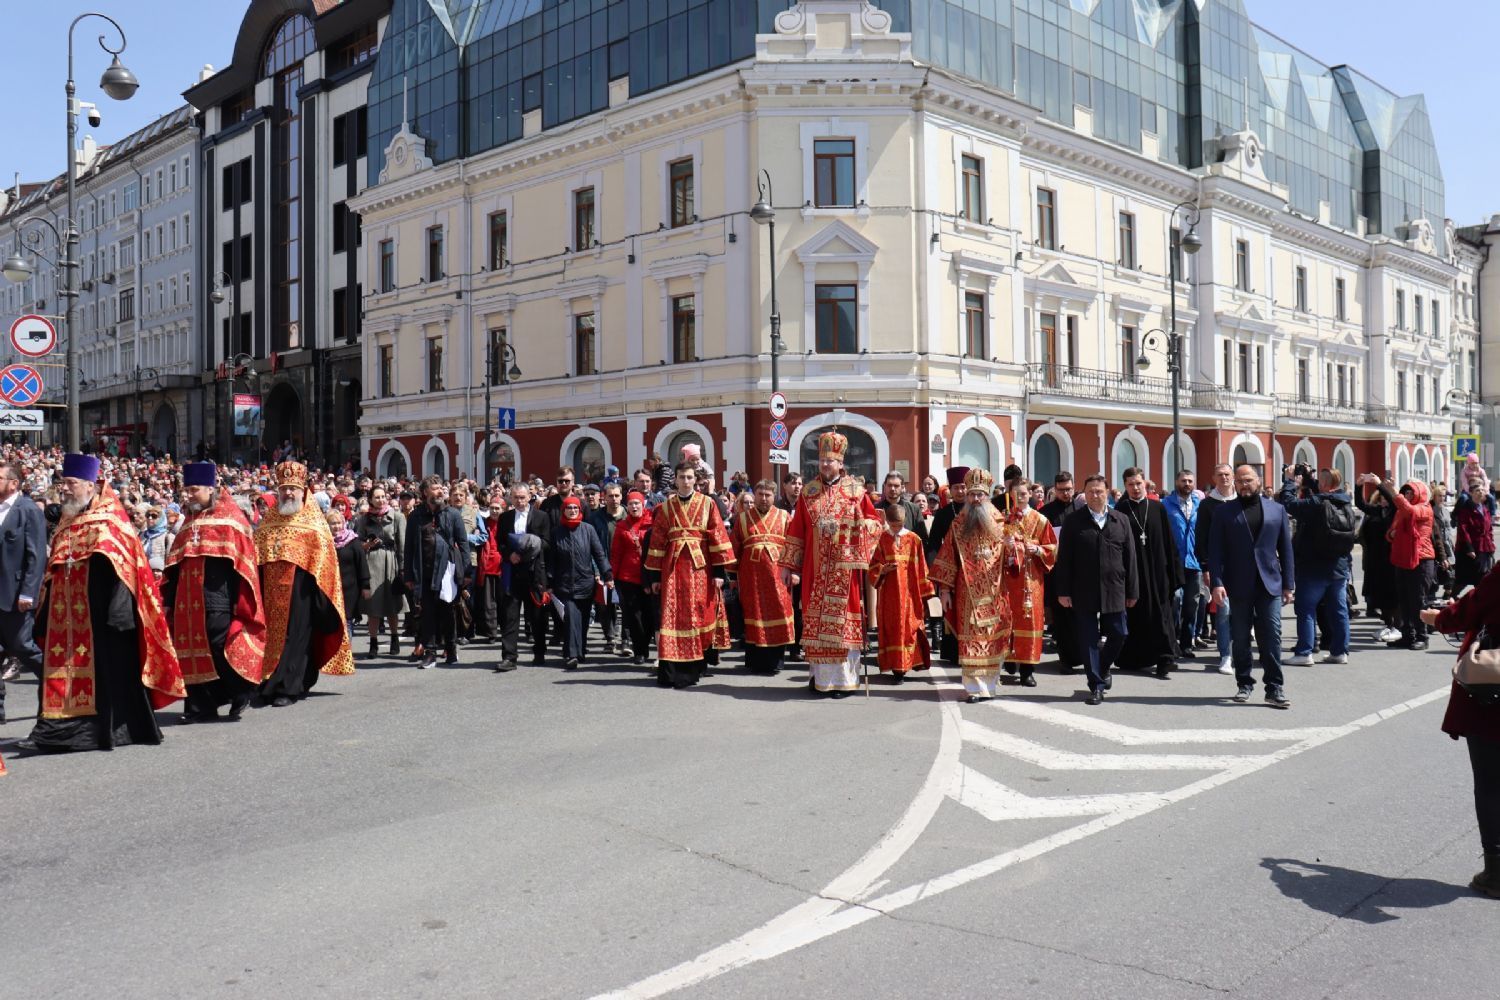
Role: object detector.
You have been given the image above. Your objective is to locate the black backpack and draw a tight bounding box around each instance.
[1318,496,1358,555]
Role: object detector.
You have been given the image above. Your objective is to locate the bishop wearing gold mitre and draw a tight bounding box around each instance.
[778,431,881,699]
[255,461,353,707]
[19,453,184,753]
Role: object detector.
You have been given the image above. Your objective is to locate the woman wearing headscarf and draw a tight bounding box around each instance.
[327,510,370,640]
[354,483,406,659]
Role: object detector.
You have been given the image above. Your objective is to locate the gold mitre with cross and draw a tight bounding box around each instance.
[274,461,310,491]
[963,467,995,492]
[818,430,848,461]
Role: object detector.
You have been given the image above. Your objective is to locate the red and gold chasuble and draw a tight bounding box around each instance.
[644,492,736,661]
[165,487,267,686]
[731,506,795,647]
[779,477,880,661]
[39,483,185,719]
[254,502,354,678]
[929,508,1014,671]
[999,507,1057,665]
[869,529,935,673]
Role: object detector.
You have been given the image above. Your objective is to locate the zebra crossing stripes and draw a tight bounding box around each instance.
[959,718,1259,770]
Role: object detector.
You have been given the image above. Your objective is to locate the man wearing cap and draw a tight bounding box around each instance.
[779,432,881,698]
[925,467,970,663]
[930,468,1016,702]
[162,462,266,723]
[18,454,185,752]
[731,479,796,675]
[645,462,734,688]
[255,461,353,705]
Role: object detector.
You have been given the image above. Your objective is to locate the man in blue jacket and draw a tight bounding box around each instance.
[0,461,47,724]
[1208,464,1295,709]
[1161,469,1200,662]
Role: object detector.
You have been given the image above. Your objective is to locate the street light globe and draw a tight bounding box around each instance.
[750,198,774,225]
[2,252,34,283]
[1180,227,1203,255]
[1134,353,1151,371]
[210,287,226,305]
[99,55,140,101]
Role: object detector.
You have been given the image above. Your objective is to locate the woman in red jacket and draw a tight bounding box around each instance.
[1360,473,1435,650]
[1423,571,1500,899]
[610,491,655,664]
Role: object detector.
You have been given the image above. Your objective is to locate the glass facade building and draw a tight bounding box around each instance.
[368,0,1443,244]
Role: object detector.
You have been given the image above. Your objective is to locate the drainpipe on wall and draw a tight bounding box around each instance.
[460,162,474,479]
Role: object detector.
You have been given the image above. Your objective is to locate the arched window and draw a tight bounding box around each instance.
[380,447,408,480]
[263,15,315,76]
[1413,448,1429,485]
[486,441,515,480]
[800,426,877,484]
[424,443,447,478]
[570,437,606,484]
[1032,433,1061,489]
[1294,443,1316,467]
[1333,445,1354,489]
[665,429,705,468]
[956,428,992,475]
[1113,437,1140,483]
[1396,449,1410,485]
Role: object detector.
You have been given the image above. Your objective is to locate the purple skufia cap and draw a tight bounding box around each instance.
[62,453,100,482]
[183,462,217,488]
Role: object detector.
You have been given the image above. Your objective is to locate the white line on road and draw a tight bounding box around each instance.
[984,696,1340,744]
[591,684,1450,999]
[947,764,1165,821]
[961,718,1258,770]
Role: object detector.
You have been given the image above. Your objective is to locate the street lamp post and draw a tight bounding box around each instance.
[482,334,521,482]
[62,13,140,452]
[4,218,66,442]
[130,365,160,454]
[1135,201,1202,479]
[750,170,783,485]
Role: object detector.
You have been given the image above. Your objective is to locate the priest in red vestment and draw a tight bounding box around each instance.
[997,477,1057,687]
[730,479,796,675]
[779,431,881,698]
[870,502,935,680]
[255,461,353,706]
[163,462,266,722]
[929,467,1014,703]
[19,453,184,753]
[644,463,736,689]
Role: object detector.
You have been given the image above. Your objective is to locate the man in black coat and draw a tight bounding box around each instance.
[1114,467,1183,678]
[402,476,470,669]
[1054,474,1138,705]
[1037,471,1079,670]
[925,466,970,663]
[0,460,46,723]
[496,482,550,670]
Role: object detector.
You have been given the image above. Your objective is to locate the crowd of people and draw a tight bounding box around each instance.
[0,434,1497,902]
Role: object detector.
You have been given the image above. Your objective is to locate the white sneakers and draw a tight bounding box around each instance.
[1322,653,1349,664]
[1286,654,1315,666]
[1217,655,1234,674]
[1377,626,1402,643]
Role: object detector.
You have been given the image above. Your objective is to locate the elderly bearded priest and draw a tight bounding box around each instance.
[255,461,354,707]
[18,453,184,753]
[162,462,267,723]
[779,431,881,699]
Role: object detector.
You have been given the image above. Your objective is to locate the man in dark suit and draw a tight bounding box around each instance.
[1208,464,1295,709]
[496,482,551,669]
[0,461,46,724]
[1054,474,1138,705]
[402,476,471,669]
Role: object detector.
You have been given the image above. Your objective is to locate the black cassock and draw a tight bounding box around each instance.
[29,554,161,751]
[260,568,341,703]
[1114,497,1183,671]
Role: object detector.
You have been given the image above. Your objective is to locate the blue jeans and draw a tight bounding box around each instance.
[1173,576,1203,652]
[1229,587,1284,693]
[1076,610,1128,693]
[1212,589,1232,658]
[1294,568,1349,657]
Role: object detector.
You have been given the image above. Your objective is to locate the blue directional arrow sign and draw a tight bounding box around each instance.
[0,364,44,406]
[496,407,517,431]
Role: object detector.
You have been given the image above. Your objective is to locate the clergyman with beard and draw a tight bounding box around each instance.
[255,461,353,707]
[161,462,267,723]
[929,467,1015,703]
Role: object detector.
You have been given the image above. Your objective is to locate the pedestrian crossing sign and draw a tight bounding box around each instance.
[1454,434,1480,459]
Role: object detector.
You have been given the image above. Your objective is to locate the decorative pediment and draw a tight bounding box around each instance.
[1404,217,1436,256]
[1024,261,1096,310]
[1217,299,1278,337]
[758,1,912,63]
[378,121,433,185]
[795,219,878,264]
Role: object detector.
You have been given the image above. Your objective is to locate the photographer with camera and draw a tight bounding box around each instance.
[1278,463,1357,665]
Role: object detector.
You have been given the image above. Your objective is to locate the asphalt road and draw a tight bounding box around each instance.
[2,606,1496,1000]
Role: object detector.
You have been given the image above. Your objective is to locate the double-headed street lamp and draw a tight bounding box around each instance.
[750,170,786,484]
[1134,200,1203,478]
[483,336,522,481]
[130,365,160,453]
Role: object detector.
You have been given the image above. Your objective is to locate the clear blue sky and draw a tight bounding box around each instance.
[1,1,1493,224]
